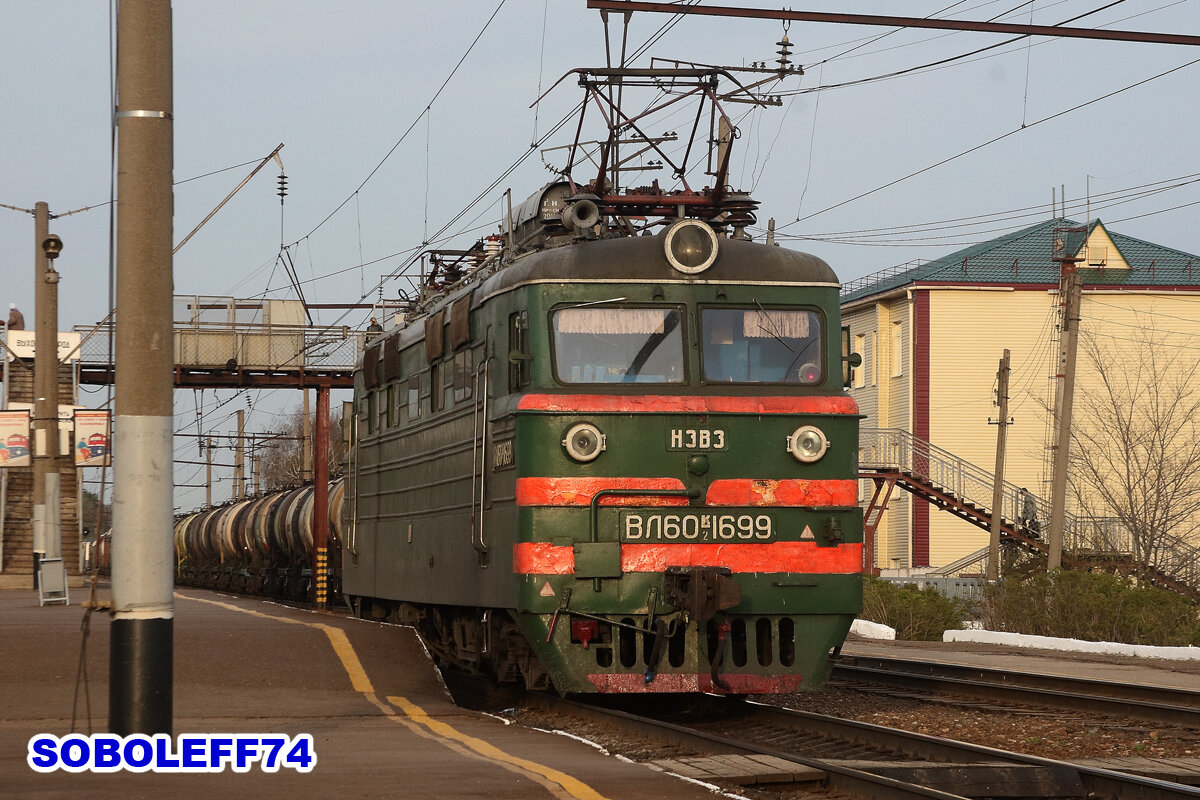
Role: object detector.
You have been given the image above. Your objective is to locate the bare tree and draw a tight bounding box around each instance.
[1068,318,1200,578]
[258,404,346,491]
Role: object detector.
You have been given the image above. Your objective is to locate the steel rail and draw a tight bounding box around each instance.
[524,693,1200,800]
[835,655,1200,727]
[746,701,1200,800]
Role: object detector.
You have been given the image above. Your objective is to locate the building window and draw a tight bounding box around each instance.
[891,321,903,377]
[853,333,865,389]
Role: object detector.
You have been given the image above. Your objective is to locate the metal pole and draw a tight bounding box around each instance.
[301,389,312,483]
[987,349,1010,581]
[312,387,330,609]
[110,0,174,737]
[584,1,1200,46]
[43,232,62,567]
[32,202,54,578]
[205,437,212,510]
[1048,263,1083,570]
[235,409,244,502]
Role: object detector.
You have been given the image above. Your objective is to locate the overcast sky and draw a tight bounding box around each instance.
[3,1,1198,510]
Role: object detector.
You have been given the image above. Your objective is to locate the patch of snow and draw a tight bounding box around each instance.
[851,619,895,640]
[943,629,1200,661]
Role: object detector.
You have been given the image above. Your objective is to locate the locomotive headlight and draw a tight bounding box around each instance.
[563,422,606,462]
[787,425,829,463]
[663,219,719,274]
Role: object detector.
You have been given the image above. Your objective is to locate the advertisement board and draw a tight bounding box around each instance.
[0,410,32,468]
[73,410,112,467]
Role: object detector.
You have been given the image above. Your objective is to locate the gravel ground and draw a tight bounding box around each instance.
[509,685,1199,764]
[503,673,1199,767]
[766,684,1200,761]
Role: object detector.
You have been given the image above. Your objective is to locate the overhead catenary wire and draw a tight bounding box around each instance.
[779,54,1200,230]
[771,169,1200,248]
[291,0,511,246]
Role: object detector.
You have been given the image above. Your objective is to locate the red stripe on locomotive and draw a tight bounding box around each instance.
[516,394,859,415]
[515,477,689,506]
[516,477,857,507]
[513,541,862,574]
[705,478,858,507]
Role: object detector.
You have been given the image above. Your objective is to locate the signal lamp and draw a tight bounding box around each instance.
[563,422,606,462]
[663,219,718,274]
[787,425,828,463]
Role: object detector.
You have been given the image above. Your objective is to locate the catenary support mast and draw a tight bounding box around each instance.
[110,0,175,736]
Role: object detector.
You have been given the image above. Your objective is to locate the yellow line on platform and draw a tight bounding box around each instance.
[175,591,610,800]
[177,592,373,692]
[387,694,610,800]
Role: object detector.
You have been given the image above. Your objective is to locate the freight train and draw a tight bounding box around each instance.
[341,68,864,694]
[172,480,346,601]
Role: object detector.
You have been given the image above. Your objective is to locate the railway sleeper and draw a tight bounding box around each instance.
[824,760,1084,799]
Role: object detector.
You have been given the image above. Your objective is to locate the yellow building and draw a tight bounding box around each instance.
[841,218,1200,572]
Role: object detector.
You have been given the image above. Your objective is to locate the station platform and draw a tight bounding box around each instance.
[841,635,1200,692]
[0,584,717,800]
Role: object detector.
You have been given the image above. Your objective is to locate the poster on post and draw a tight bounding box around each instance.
[0,410,32,468]
[73,410,111,467]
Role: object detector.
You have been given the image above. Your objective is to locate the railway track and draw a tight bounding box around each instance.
[833,655,1200,728]
[514,691,1200,800]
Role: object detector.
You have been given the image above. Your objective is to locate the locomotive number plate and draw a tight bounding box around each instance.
[621,511,776,541]
[666,428,726,450]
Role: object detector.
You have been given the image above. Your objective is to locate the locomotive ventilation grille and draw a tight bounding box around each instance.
[577,616,798,670]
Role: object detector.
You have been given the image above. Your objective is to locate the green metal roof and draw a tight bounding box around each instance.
[841,218,1200,303]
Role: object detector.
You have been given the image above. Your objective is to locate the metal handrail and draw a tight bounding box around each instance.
[860,428,1200,593]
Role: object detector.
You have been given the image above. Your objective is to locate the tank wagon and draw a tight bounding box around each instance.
[342,67,863,694]
[173,479,345,601]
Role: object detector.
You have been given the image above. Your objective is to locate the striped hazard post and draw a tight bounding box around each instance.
[315,546,328,606]
[313,387,331,609]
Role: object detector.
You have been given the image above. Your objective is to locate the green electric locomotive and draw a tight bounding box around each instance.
[343,68,862,694]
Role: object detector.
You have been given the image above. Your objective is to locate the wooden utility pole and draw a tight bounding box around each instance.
[110,0,174,737]
[987,349,1011,581]
[1048,240,1085,570]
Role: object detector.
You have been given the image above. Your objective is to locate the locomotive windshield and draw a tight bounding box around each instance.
[701,307,824,384]
[552,305,685,384]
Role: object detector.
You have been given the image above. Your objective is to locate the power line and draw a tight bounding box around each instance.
[292,0,511,245]
[779,54,1200,229]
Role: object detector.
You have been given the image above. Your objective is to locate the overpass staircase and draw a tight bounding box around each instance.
[858,428,1200,602]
